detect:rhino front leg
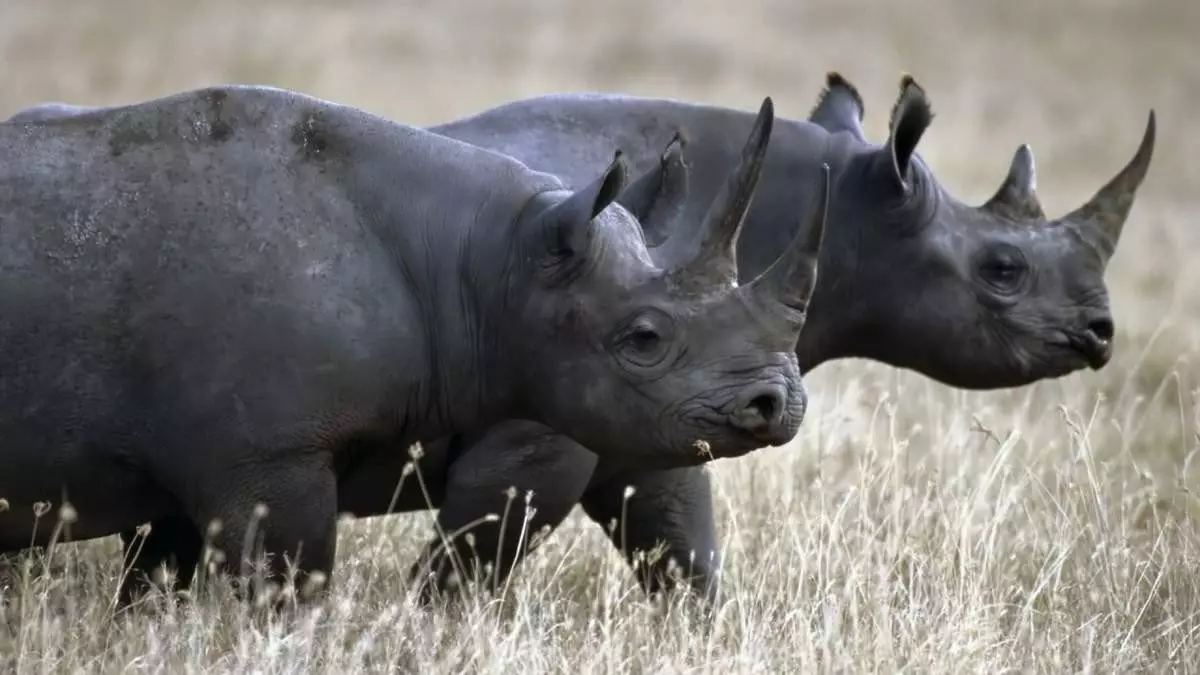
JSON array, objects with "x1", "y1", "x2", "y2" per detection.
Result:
[
  {"x1": 579, "y1": 465, "x2": 721, "y2": 604},
  {"x1": 180, "y1": 452, "x2": 339, "y2": 603},
  {"x1": 408, "y1": 421, "x2": 597, "y2": 602},
  {"x1": 117, "y1": 514, "x2": 203, "y2": 606}
]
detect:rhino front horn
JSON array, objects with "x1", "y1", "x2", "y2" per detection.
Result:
[
  {"x1": 1064, "y1": 110, "x2": 1157, "y2": 258},
  {"x1": 659, "y1": 96, "x2": 774, "y2": 290},
  {"x1": 982, "y1": 144, "x2": 1045, "y2": 220},
  {"x1": 741, "y1": 162, "x2": 830, "y2": 318}
]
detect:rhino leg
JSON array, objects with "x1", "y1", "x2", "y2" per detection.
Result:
[
  {"x1": 182, "y1": 453, "x2": 339, "y2": 604},
  {"x1": 579, "y1": 465, "x2": 720, "y2": 604},
  {"x1": 408, "y1": 420, "x2": 597, "y2": 602},
  {"x1": 117, "y1": 515, "x2": 202, "y2": 606}
]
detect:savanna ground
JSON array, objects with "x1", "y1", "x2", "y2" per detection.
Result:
[{"x1": 1, "y1": 0, "x2": 1198, "y2": 672}]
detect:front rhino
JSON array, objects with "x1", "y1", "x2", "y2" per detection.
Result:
[
  {"x1": 4, "y1": 102, "x2": 92, "y2": 123},
  {"x1": 0, "y1": 91, "x2": 823, "y2": 474},
  {"x1": 0, "y1": 86, "x2": 825, "y2": 604},
  {"x1": 505, "y1": 97, "x2": 829, "y2": 466}
]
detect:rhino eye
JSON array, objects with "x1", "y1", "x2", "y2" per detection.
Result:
[
  {"x1": 627, "y1": 326, "x2": 661, "y2": 352},
  {"x1": 615, "y1": 314, "x2": 673, "y2": 368},
  {"x1": 978, "y1": 247, "x2": 1027, "y2": 293}
]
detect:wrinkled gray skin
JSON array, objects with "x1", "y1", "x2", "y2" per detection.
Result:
[
  {"x1": 0, "y1": 87, "x2": 829, "y2": 604},
  {"x1": 9, "y1": 74, "x2": 1156, "y2": 606}
]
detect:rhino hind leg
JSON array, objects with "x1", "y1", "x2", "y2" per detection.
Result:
[
  {"x1": 408, "y1": 421, "x2": 597, "y2": 603},
  {"x1": 117, "y1": 515, "x2": 203, "y2": 606},
  {"x1": 579, "y1": 465, "x2": 721, "y2": 605}
]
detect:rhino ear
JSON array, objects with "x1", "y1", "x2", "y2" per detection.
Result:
[
  {"x1": 809, "y1": 71, "x2": 866, "y2": 141},
  {"x1": 884, "y1": 74, "x2": 934, "y2": 190},
  {"x1": 617, "y1": 131, "x2": 690, "y2": 248},
  {"x1": 541, "y1": 152, "x2": 628, "y2": 257}
]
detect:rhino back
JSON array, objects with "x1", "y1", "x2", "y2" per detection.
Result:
[
  {"x1": 0, "y1": 86, "x2": 513, "y2": 531},
  {"x1": 432, "y1": 93, "x2": 835, "y2": 265}
]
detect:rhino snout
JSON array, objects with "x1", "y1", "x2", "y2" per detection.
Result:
[
  {"x1": 727, "y1": 381, "x2": 804, "y2": 447},
  {"x1": 1075, "y1": 309, "x2": 1116, "y2": 370}
]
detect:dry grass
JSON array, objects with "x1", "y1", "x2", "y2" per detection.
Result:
[{"x1": 1, "y1": 0, "x2": 1198, "y2": 672}]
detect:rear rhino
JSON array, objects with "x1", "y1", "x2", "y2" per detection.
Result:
[
  {"x1": 0, "y1": 88, "x2": 827, "y2": 602},
  {"x1": 388, "y1": 73, "x2": 1157, "y2": 602},
  {"x1": 5, "y1": 102, "x2": 91, "y2": 123}
]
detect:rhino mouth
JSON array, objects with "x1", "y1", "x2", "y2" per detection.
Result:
[{"x1": 1065, "y1": 332, "x2": 1113, "y2": 371}]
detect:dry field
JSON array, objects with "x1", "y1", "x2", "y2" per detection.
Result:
[{"x1": 1, "y1": 0, "x2": 1198, "y2": 672}]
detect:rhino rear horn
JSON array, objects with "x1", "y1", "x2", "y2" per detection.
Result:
[
  {"x1": 542, "y1": 152, "x2": 628, "y2": 257},
  {"x1": 618, "y1": 131, "x2": 690, "y2": 249},
  {"x1": 660, "y1": 96, "x2": 774, "y2": 288},
  {"x1": 885, "y1": 74, "x2": 934, "y2": 190},
  {"x1": 741, "y1": 163, "x2": 830, "y2": 318},
  {"x1": 1062, "y1": 110, "x2": 1156, "y2": 258},
  {"x1": 982, "y1": 144, "x2": 1046, "y2": 220},
  {"x1": 809, "y1": 71, "x2": 866, "y2": 141}
]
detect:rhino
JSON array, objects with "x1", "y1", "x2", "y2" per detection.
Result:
[
  {"x1": 5, "y1": 101, "x2": 93, "y2": 124},
  {"x1": 0, "y1": 86, "x2": 831, "y2": 603},
  {"x1": 9, "y1": 73, "x2": 1156, "y2": 605}
]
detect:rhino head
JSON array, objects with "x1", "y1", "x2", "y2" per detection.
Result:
[
  {"x1": 501, "y1": 98, "x2": 828, "y2": 468},
  {"x1": 806, "y1": 73, "x2": 1155, "y2": 388}
]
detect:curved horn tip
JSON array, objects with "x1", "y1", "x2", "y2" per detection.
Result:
[
  {"x1": 744, "y1": 97, "x2": 775, "y2": 155},
  {"x1": 759, "y1": 161, "x2": 830, "y2": 311},
  {"x1": 807, "y1": 163, "x2": 832, "y2": 249},
  {"x1": 1107, "y1": 107, "x2": 1157, "y2": 188},
  {"x1": 1013, "y1": 144, "x2": 1036, "y2": 186},
  {"x1": 1123, "y1": 109, "x2": 1157, "y2": 172},
  {"x1": 817, "y1": 163, "x2": 832, "y2": 218},
  {"x1": 757, "y1": 96, "x2": 775, "y2": 121}
]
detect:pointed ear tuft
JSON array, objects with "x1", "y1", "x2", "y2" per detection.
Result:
[
  {"x1": 823, "y1": 71, "x2": 865, "y2": 117},
  {"x1": 617, "y1": 130, "x2": 691, "y2": 248},
  {"x1": 542, "y1": 153, "x2": 627, "y2": 259},
  {"x1": 588, "y1": 154, "x2": 627, "y2": 220},
  {"x1": 886, "y1": 74, "x2": 935, "y2": 189},
  {"x1": 809, "y1": 71, "x2": 866, "y2": 141}
]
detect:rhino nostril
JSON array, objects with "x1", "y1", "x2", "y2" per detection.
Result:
[
  {"x1": 1087, "y1": 316, "x2": 1114, "y2": 343},
  {"x1": 747, "y1": 393, "x2": 778, "y2": 424},
  {"x1": 731, "y1": 386, "x2": 786, "y2": 433}
]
